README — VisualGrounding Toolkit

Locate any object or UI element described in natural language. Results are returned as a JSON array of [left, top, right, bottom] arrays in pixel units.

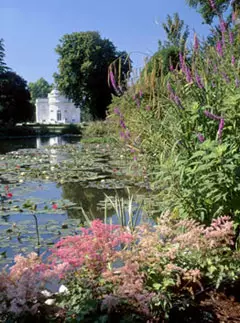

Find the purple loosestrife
[[170, 64, 174, 71], [197, 133, 205, 143], [231, 55, 235, 65], [232, 11, 236, 23], [179, 52, 186, 72], [209, 0, 216, 10], [204, 110, 221, 121], [114, 107, 121, 115], [194, 34, 199, 51], [222, 72, 230, 83], [229, 31, 234, 44], [185, 67, 193, 83], [109, 71, 119, 94], [216, 41, 223, 56], [119, 119, 126, 129], [217, 118, 225, 140], [195, 73, 204, 89]]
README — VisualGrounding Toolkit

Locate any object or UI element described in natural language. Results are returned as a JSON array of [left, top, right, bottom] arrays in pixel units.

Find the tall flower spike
[[209, 0, 216, 10], [194, 33, 199, 51], [217, 118, 225, 140]]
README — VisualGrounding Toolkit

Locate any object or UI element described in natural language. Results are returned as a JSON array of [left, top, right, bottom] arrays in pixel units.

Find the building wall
[[35, 92, 80, 124], [36, 99, 49, 123]]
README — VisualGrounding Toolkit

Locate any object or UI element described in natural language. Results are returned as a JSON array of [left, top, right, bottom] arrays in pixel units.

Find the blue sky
[[1, 0, 210, 84]]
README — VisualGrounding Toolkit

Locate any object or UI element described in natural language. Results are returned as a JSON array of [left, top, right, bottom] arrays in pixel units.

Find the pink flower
[[52, 203, 58, 210], [7, 193, 13, 198]]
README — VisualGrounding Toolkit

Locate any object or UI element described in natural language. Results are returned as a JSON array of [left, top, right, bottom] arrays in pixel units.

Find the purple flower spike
[[119, 119, 126, 129], [216, 41, 223, 56], [204, 110, 221, 121], [179, 53, 186, 72], [217, 118, 225, 140], [170, 64, 174, 71], [209, 0, 216, 10], [195, 73, 204, 89], [229, 31, 234, 44], [232, 11, 236, 23], [197, 133, 205, 143], [109, 71, 119, 94], [185, 67, 192, 83], [194, 34, 199, 51], [114, 107, 121, 115], [139, 90, 143, 98], [231, 55, 235, 65]]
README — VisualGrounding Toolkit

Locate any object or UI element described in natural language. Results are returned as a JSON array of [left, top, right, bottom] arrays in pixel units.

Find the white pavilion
[[35, 89, 81, 124]]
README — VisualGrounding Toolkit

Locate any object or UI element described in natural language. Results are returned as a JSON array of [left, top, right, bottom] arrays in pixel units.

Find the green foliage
[[0, 39, 7, 74], [160, 12, 189, 51], [0, 71, 34, 124], [109, 11, 240, 224], [28, 77, 53, 105], [54, 31, 131, 120], [55, 216, 239, 321], [185, 0, 234, 24], [82, 121, 112, 138], [61, 123, 82, 135]]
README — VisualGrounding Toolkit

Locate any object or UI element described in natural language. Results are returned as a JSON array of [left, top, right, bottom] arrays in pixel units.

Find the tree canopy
[[0, 39, 34, 124], [145, 13, 189, 77], [0, 71, 34, 124], [54, 31, 131, 120], [185, 0, 238, 24], [0, 39, 7, 74], [28, 78, 53, 105]]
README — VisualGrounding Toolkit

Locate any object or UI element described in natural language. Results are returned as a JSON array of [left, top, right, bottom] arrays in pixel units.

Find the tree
[[28, 78, 53, 105], [185, 0, 239, 25], [54, 31, 131, 120], [0, 71, 34, 124], [161, 13, 189, 51], [145, 13, 189, 77], [0, 39, 8, 73]]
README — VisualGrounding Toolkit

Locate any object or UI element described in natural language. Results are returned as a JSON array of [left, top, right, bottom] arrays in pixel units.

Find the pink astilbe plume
[[50, 219, 133, 275]]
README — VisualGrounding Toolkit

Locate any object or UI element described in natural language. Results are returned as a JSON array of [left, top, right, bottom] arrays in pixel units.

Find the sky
[[0, 0, 210, 84]]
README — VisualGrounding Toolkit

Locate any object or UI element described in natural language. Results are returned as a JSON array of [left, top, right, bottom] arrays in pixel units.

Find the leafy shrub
[[61, 123, 82, 135], [82, 120, 113, 138], [108, 9, 240, 224], [2, 217, 237, 321]]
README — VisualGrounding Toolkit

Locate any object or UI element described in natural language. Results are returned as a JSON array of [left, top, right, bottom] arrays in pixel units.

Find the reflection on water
[[0, 136, 81, 154], [62, 182, 130, 220]]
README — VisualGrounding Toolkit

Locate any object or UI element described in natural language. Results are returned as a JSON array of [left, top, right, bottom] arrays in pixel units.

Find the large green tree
[[54, 31, 131, 119], [0, 39, 7, 73], [185, 0, 239, 24], [28, 77, 53, 105], [0, 71, 34, 124]]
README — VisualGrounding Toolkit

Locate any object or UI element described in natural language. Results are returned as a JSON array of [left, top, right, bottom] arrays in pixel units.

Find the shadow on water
[[0, 136, 81, 154]]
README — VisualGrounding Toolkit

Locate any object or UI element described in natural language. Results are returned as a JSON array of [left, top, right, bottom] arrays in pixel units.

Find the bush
[[61, 123, 82, 135], [82, 121, 113, 138], [108, 12, 240, 224], [1, 217, 239, 321]]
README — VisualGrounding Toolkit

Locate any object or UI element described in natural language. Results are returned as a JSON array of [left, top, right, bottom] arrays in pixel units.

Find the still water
[[0, 135, 81, 154], [0, 136, 143, 267]]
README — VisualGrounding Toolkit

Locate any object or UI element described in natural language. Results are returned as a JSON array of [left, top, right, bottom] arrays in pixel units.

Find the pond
[[0, 135, 81, 154], [0, 136, 151, 268]]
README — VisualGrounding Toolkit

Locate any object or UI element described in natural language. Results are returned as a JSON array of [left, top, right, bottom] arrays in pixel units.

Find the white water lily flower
[[58, 285, 69, 294]]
